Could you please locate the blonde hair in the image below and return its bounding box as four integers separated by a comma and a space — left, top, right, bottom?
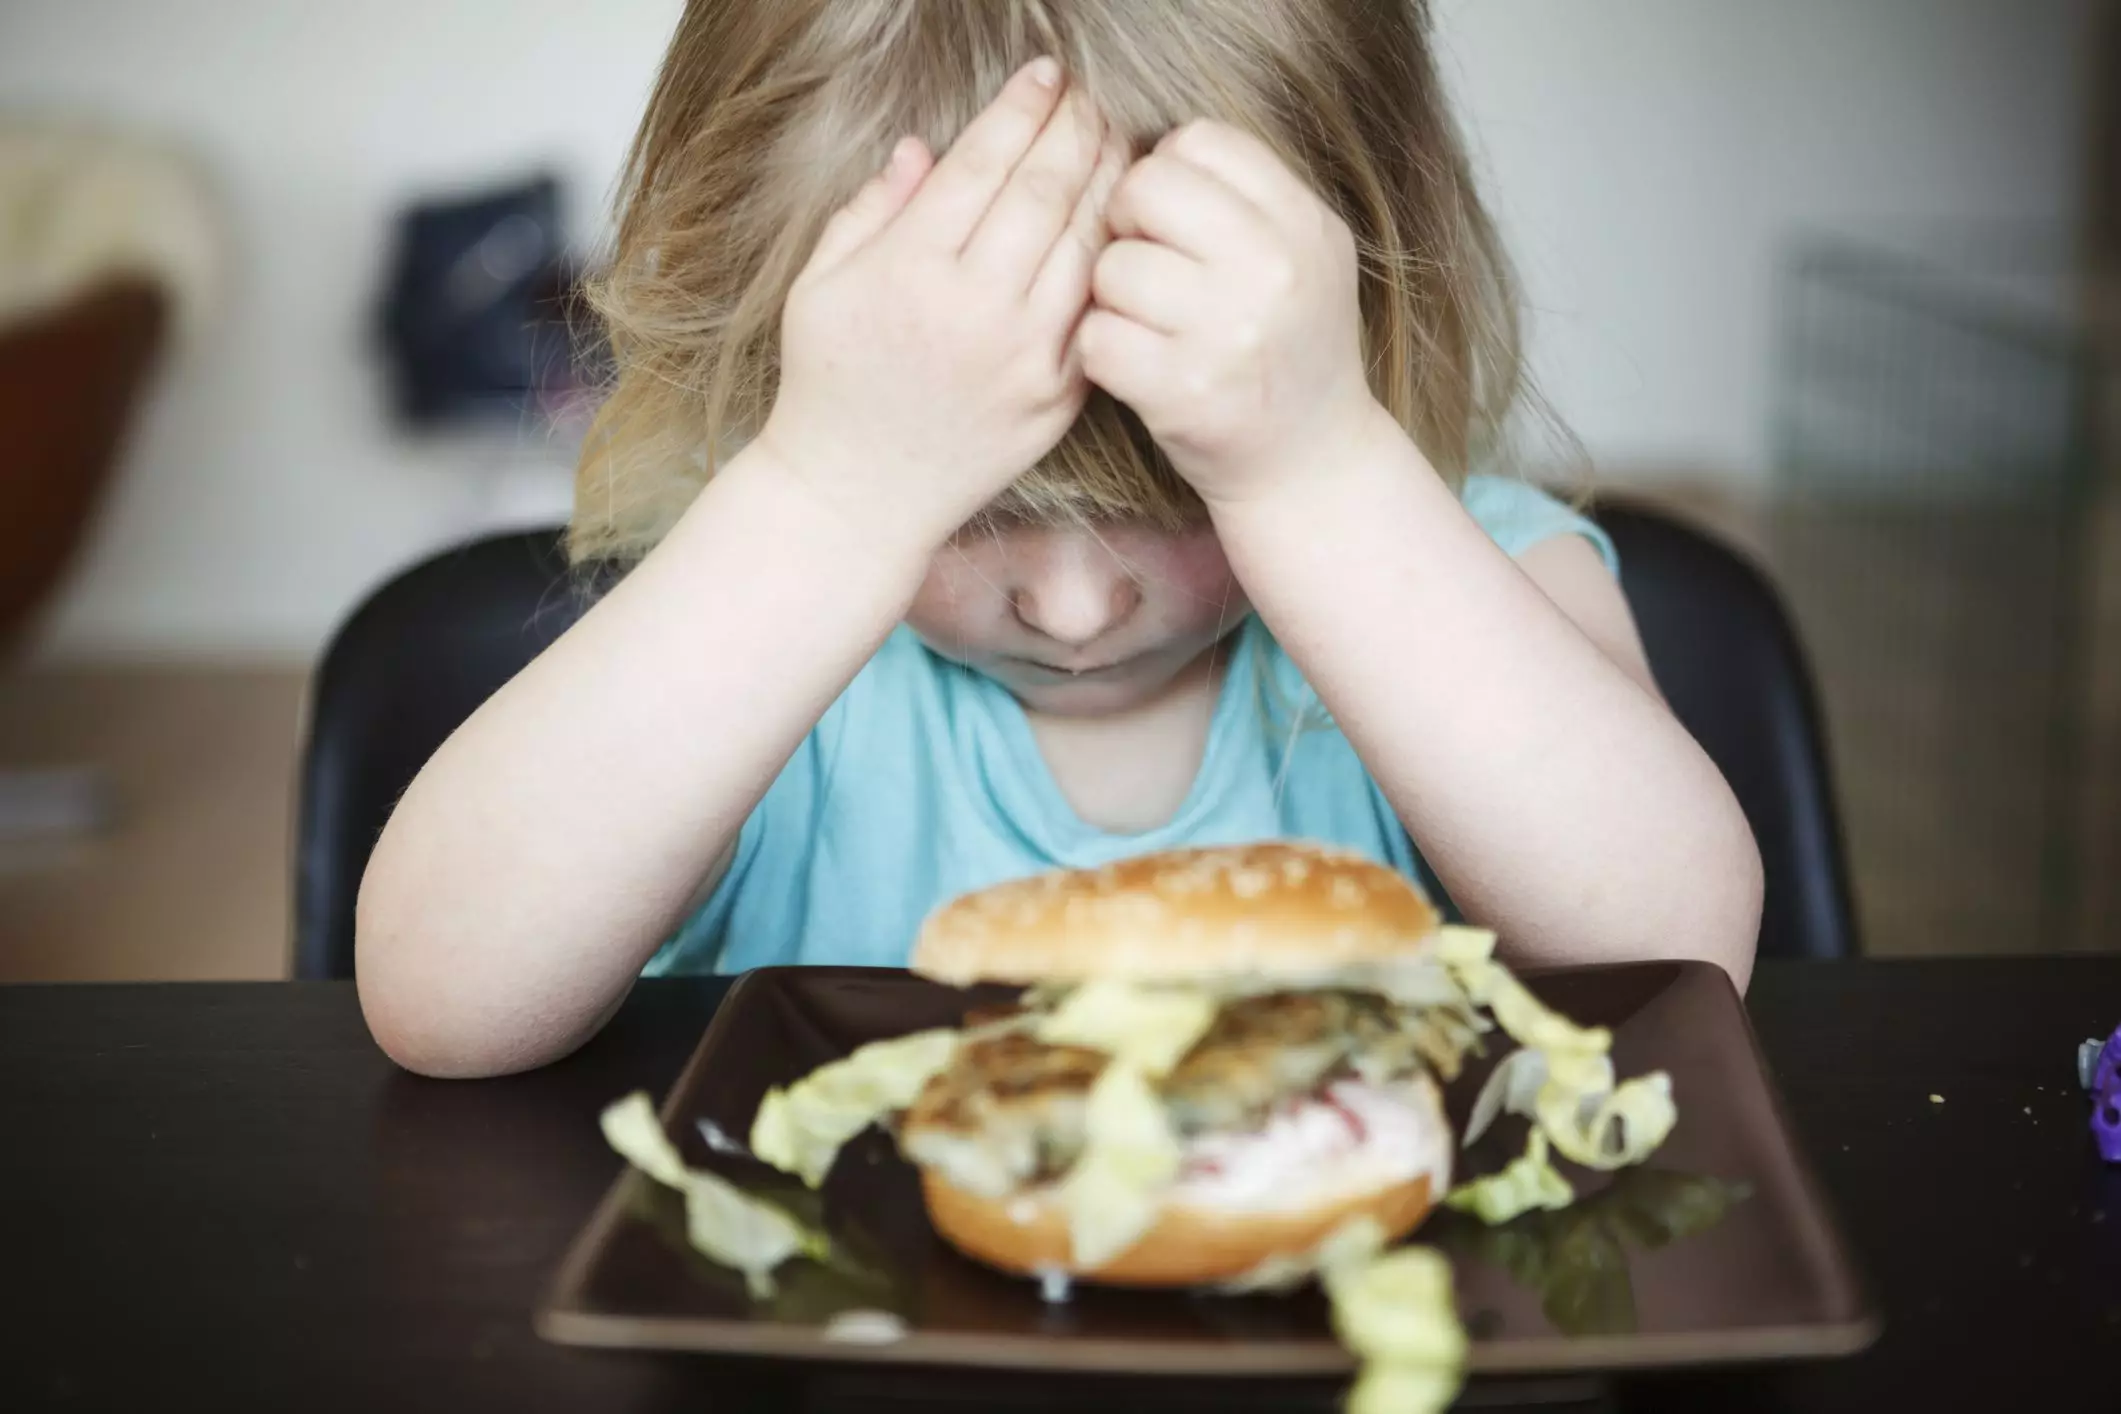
571, 0, 1528, 565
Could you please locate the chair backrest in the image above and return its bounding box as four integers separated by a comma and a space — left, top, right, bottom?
1595, 502, 1858, 960
295, 508, 1856, 977
293, 529, 585, 979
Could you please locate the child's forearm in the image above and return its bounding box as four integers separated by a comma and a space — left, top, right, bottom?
1209, 408, 1762, 987
356, 443, 933, 1077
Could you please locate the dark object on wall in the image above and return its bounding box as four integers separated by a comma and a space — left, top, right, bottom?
374, 174, 599, 427
0, 279, 167, 653
294, 508, 1854, 978
1600, 502, 1858, 962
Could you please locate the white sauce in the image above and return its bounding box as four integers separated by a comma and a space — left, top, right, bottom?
1173, 1080, 1449, 1213
823, 1310, 910, 1345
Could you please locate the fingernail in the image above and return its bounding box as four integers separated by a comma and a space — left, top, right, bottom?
1026, 56, 1061, 88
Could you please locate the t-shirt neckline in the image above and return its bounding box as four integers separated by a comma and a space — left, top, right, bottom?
951, 618, 1260, 862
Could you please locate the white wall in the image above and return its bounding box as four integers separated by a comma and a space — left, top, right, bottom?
0, 0, 2096, 659
1440, 0, 2096, 475
2, 0, 685, 659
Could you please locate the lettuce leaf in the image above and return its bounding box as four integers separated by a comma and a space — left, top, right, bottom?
749, 1028, 960, 1187
1034, 979, 1216, 1077
1441, 932, 1675, 1172
1323, 1246, 1467, 1414
1434, 924, 1500, 967
1464, 1047, 1544, 1147
1449, 950, 1612, 1062
601, 1092, 826, 1297
1446, 1128, 1575, 1225
1345, 1364, 1464, 1414
1326, 1246, 1468, 1366
1537, 1071, 1677, 1170
1054, 1059, 1182, 1268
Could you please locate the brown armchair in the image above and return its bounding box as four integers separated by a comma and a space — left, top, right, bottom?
0, 278, 167, 652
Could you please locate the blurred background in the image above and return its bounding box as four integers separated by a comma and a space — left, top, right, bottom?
0, 0, 2112, 980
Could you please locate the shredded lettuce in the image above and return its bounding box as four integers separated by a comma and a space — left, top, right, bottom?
602, 1092, 826, 1297
1435, 924, 1499, 967
1324, 1246, 1467, 1414
1446, 1128, 1575, 1225
1345, 1364, 1464, 1414
1054, 1059, 1182, 1268
1188, 955, 1471, 1014
1450, 951, 1611, 1061
602, 1090, 692, 1187
1213, 1215, 1390, 1295
750, 1028, 960, 1187
1034, 979, 1216, 1077
1442, 930, 1675, 1172
1464, 1048, 1543, 1147
1538, 1071, 1677, 1170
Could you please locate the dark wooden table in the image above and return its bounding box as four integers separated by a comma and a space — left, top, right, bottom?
3, 959, 2116, 1412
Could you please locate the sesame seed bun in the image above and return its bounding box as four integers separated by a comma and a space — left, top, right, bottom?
909, 842, 1441, 987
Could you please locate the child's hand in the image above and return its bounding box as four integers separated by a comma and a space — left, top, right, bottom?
758, 60, 1126, 547
1081, 122, 1384, 509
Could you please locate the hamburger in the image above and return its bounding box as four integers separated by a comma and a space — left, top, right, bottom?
742, 841, 1678, 1293
600, 841, 1678, 1414
897, 842, 1459, 1287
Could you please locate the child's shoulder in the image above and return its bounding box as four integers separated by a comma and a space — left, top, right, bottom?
821, 624, 977, 746
1459, 473, 1617, 572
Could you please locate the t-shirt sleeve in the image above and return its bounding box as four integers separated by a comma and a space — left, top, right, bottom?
1460, 474, 1618, 573
641, 695, 849, 977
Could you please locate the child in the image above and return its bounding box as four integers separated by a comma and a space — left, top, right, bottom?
356, 0, 1761, 1078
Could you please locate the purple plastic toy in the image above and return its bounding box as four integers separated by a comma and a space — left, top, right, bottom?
2088, 1027, 2121, 1164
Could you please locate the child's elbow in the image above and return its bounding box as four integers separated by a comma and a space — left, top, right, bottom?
358, 986, 510, 1080
354, 885, 533, 1081
1702, 799, 1764, 995
355, 948, 512, 1081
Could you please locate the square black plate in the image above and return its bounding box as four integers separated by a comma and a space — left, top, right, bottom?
539, 962, 1877, 1376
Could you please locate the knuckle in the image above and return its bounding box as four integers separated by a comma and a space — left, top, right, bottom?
1166, 119, 1215, 157
948, 141, 1006, 189
1133, 151, 1179, 187
1088, 248, 1122, 300
1103, 165, 1143, 219
1017, 165, 1076, 215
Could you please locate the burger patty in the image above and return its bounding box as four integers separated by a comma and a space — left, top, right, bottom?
900, 990, 1417, 1187
1162, 990, 1401, 1134
900, 1029, 1107, 1193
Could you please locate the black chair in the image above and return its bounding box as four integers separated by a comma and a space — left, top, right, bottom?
294, 530, 586, 980
1597, 502, 1857, 960
294, 507, 1855, 978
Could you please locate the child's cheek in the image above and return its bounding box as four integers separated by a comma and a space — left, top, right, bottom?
1109, 524, 1251, 632
906, 554, 1007, 644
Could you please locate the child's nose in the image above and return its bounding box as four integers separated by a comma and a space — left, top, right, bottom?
1011, 542, 1142, 649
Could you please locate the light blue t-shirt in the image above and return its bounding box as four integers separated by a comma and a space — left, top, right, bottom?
647, 474, 1614, 976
